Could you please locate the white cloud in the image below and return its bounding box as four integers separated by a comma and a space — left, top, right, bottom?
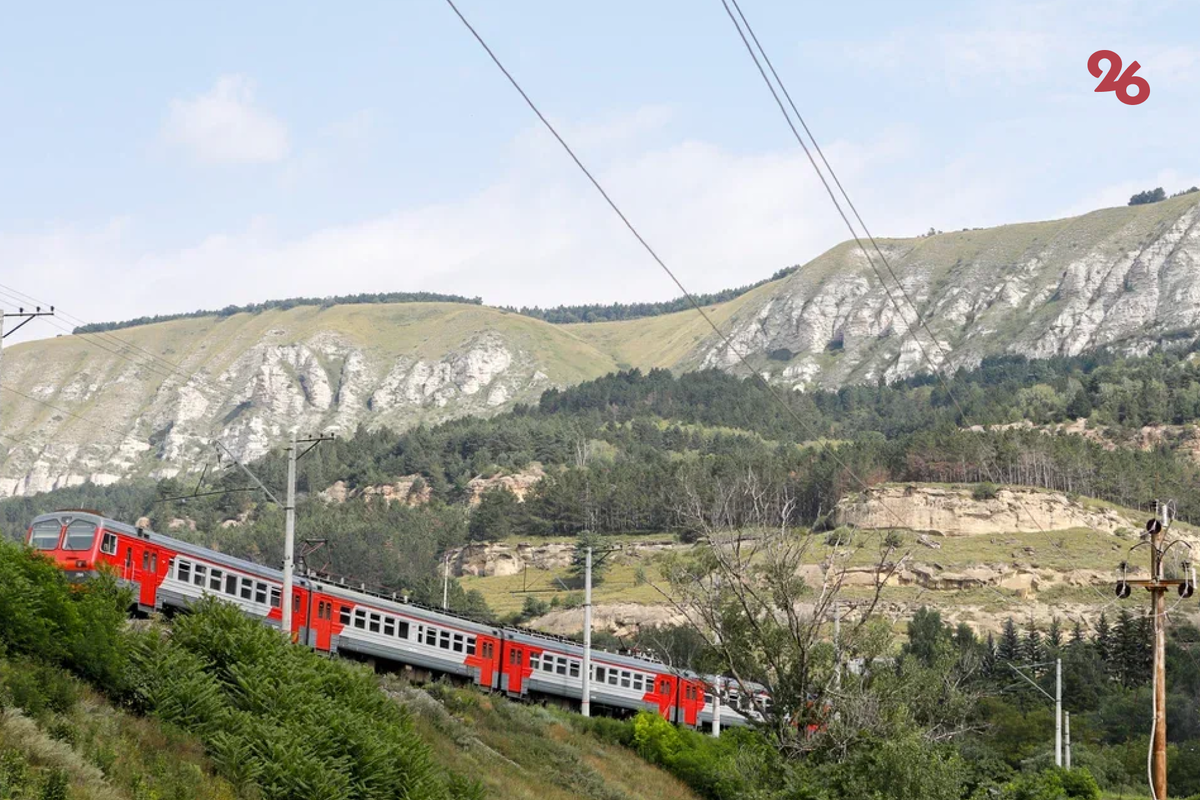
161, 75, 289, 164
4, 113, 947, 343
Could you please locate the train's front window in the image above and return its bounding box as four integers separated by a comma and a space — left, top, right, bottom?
30, 520, 63, 550
63, 520, 98, 551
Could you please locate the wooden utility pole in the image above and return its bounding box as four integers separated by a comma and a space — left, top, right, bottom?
1117, 502, 1193, 800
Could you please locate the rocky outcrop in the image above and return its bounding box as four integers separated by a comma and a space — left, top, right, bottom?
835, 484, 1138, 536
0, 305, 613, 498
465, 465, 546, 505
699, 193, 1200, 389
530, 602, 685, 638
447, 539, 678, 578
319, 477, 431, 507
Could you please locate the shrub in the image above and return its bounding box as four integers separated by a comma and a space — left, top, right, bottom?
0, 541, 129, 688
124, 597, 472, 800
972, 482, 1000, 501
1057, 767, 1101, 799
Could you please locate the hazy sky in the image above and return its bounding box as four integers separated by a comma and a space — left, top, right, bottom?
2, 0, 1198, 342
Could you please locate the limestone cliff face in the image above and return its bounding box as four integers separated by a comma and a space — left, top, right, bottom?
0, 304, 619, 497
834, 485, 1139, 536
698, 193, 1200, 388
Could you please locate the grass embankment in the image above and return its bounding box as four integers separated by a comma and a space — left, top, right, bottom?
401, 680, 699, 800
460, 522, 1138, 620
0, 657, 237, 800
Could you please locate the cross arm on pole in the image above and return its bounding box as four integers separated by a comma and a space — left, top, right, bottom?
2, 308, 55, 339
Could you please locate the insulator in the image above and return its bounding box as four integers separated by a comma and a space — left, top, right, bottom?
1179, 581, 1194, 599
1116, 581, 1131, 599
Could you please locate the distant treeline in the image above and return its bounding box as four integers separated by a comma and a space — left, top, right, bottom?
72, 291, 484, 334
502, 265, 799, 324
72, 265, 799, 334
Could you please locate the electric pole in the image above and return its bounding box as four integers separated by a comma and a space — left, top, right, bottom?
1006, 660, 1063, 766
833, 600, 841, 694
1056, 657, 1062, 767
1065, 711, 1071, 769
283, 432, 298, 635
281, 432, 334, 637
582, 546, 592, 717
0, 306, 55, 433
442, 551, 450, 610
1116, 501, 1195, 800
216, 432, 333, 641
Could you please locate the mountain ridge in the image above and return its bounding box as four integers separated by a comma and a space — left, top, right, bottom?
3, 192, 1199, 497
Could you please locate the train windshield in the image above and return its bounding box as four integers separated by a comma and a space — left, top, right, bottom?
29, 519, 63, 550
62, 520, 98, 551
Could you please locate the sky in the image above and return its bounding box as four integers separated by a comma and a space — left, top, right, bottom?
2, 0, 1198, 343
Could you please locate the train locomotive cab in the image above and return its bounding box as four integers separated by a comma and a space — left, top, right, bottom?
26, 512, 109, 580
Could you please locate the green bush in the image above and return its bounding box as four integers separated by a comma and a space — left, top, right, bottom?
1056, 767, 1100, 799
124, 597, 474, 800
0, 540, 129, 688
972, 482, 1000, 501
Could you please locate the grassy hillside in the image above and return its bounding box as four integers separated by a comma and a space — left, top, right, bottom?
400, 680, 700, 800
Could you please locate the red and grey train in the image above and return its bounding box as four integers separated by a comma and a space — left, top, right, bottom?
27, 510, 767, 730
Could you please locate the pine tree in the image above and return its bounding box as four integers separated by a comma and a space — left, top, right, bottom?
1047, 617, 1063, 653
1070, 620, 1086, 648
983, 633, 998, 678
1023, 616, 1045, 671
1094, 612, 1112, 669
999, 617, 1021, 664
1113, 609, 1141, 687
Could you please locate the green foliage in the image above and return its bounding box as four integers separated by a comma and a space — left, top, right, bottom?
972, 482, 999, 501
568, 531, 610, 588
1129, 187, 1166, 206
822, 734, 968, 800
629, 712, 792, 800
505, 265, 797, 324
124, 597, 474, 800
0, 541, 129, 688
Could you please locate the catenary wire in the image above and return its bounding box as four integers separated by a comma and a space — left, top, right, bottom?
442, 0, 922, 545
717, 0, 1121, 615
0, 284, 211, 388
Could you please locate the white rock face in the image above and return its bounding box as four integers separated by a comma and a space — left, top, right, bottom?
0, 322, 551, 498
701, 195, 1200, 389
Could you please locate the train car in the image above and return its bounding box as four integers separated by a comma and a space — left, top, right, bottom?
26, 510, 761, 731
317, 580, 506, 690
499, 627, 749, 728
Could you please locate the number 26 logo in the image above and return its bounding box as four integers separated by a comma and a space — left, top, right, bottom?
1088, 50, 1149, 106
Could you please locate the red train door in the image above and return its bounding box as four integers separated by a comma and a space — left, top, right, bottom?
136, 545, 163, 608
500, 641, 538, 695
466, 634, 502, 689
677, 679, 706, 727
306, 594, 339, 652
645, 674, 678, 721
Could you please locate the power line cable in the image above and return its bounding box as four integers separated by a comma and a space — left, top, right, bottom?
442, 0, 922, 546
0, 284, 209, 388
718, 0, 1119, 615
